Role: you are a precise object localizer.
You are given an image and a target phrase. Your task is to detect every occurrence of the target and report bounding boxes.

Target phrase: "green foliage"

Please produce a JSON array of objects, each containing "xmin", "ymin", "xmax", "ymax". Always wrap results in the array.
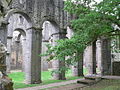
[{"xmin": 40, "ymin": 0, "xmax": 120, "ymax": 71}]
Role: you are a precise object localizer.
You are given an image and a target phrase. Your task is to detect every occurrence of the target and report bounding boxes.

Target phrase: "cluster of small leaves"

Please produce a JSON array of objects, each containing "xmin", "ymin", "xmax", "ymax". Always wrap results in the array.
[
  {"xmin": 96, "ymin": 0, "xmax": 120, "ymax": 27},
  {"xmin": 40, "ymin": 0, "xmax": 120, "ymax": 71}
]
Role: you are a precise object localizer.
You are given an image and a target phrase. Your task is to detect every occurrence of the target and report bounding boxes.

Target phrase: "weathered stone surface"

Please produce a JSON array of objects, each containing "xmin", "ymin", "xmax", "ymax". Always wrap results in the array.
[
  {"xmin": 72, "ymin": 53, "xmax": 84, "ymax": 77},
  {"xmin": 51, "ymin": 31, "xmax": 66, "ymax": 80},
  {"xmin": 0, "ymin": 75, "xmax": 13, "ymax": 90},
  {"xmin": 0, "ymin": 41, "xmax": 13, "ymax": 90},
  {"xmin": 96, "ymin": 39, "xmax": 102, "ymax": 75},
  {"xmin": 112, "ymin": 62, "xmax": 120, "ymax": 76},
  {"xmin": 0, "ymin": 41, "xmax": 7, "ymax": 59},
  {"xmin": 4, "ymin": 0, "xmax": 70, "ymax": 83},
  {"xmin": 0, "ymin": 0, "xmax": 115, "ymax": 85},
  {"xmin": 84, "ymin": 46, "xmax": 94, "ymax": 75},
  {"xmin": 101, "ymin": 38, "xmax": 111, "ymax": 75}
]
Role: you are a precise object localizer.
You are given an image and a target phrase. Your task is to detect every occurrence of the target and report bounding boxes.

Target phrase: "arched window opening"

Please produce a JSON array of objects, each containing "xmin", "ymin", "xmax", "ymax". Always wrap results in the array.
[{"xmin": 10, "ymin": 30, "xmax": 26, "ymax": 71}]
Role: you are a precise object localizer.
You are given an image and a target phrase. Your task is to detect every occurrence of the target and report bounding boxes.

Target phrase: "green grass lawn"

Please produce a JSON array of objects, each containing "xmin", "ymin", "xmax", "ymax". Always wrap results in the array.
[
  {"xmin": 8, "ymin": 67, "xmax": 120, "ymax": 90},
  {"xmin": 8, "ymin": 69, "xmax": 83, "ymax": 89}
]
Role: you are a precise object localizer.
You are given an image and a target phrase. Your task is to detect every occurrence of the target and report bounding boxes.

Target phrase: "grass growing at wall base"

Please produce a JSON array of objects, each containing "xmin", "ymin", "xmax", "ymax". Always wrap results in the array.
[{"xmin": 8, "ymin": 70, "xmax": 83, "ymax": 89}]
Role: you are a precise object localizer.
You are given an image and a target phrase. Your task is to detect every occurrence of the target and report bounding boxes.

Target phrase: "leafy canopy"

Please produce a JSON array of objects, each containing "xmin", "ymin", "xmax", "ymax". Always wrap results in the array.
[{"xmin": 41, "ymin": 0, "xmax": 120, "ymax": 68}]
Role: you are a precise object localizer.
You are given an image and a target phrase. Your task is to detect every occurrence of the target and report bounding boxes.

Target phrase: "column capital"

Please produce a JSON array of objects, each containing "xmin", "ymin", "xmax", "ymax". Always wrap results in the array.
[
  {"xmin": 100, "ymin": 36, "xmax": 109, "ymax": 40},
  {"xmin": 51, "ymin": 32, "xmax": 67, "ymax": 37},
  {"xmin": 15, "ymin": 40, "xmax": 20, "ymax": 43},
  {"xmin": 6, "ymin": 52, "xmax": 10, "ymax": 55},
  {"xmin": 1, "ymin": 21, "xmax": 9, "ymax": 26},
  {"xmin": 96, "ymin": 39, "xmax": 101, "ymax": 44},
  {"xmin": 60, "ymin": 28, "xmax": 67, "ymax": 32},
  {"xmin": 26, "ymin": 27, "xmax": 43, "ymax": 31},
  {"xmin": 7, "ymin": 36, "xmax": 13, "ymax": 39}
]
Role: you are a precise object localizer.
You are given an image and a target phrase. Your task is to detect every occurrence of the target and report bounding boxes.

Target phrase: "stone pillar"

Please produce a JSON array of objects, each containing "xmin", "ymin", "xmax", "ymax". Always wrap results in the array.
[
  {"xmin": 6, "ymin": 36, "xmax": 12, "ymax": 73},
  {"xmin": 84, "ymin": 44, "xmax": 96, "ymax": 75},
  {"xmin": 72, "ymin": 53, "xmax": 84, "ymax": 76},
  {"xmin": 21, "ymin": 38, "xmax": 26, "ymax": 72},
  {"xmin": 92, "ymin": 41, "xmax": 96, "ymax": 74},
  {"xmin": 0, "ymin": 25, "xmax": 7, "ymax": 45},
  {"xmin": 0, "ymin": 42, "xmax": 13, "ymax": 90},
  {"xmin": 0, "ymin": 24, "xmax": 13, "ymax": 90},
  {"xmin": 84, "ymin": 46, "xmax": 92, "ymax": 75},
  {"xmin": 72, "ymin": 65, "xmax": 78, "ymax": 76},
  {"xmin": 25, "ymin": 27, "xmax": 42, "ymax": 84},
  {"xmin": 15, "ymin": 40, "xmax": 20, "ymax": 69},
  {"xmin": 0, "ymin": 23, "xmax": 7, "ymax": 73},
  {"xmin": 96, "ymin": 39, "xmax": 102, "ymax": 75},
  {"xmin": 78, "ymin": 53, "xmax": 84, "ymax": 76},
  {"xmin": 51, "ymin": 31, "xmax": 66, "ymax": 80},
  {"xmin": 101, "ymin": 37, "xmax": 111, "ymax": 75}
]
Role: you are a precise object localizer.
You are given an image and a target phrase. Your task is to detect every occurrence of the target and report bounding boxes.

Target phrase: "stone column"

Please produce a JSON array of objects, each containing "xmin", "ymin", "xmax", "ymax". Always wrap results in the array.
[
  {"xmin": 6, "ymin": 36, "xmax": 12, "ymax": 73},
  {"xmin": 96, "ymin": 39, "xmax": 102, "ymax": 75},
  {"xmin": 0, "ymin": 23, "xmax": 7, "ymax": 74},
  {"xmin": 72, "ymin": 53, "xmax": 84, "ymax": 76},
  {"xmin": 21, "ymin": 38, "xmax": 26, "ymax": 72},
  {"xmin": 0, "ymin": 41, "xmax": 13, "ymax": 90},
  {"xmin": 15, "ymin": 40, "xmax": 20, "ymax": 69},
  {"xmin": 78, "ymin": 53, "xmax": 84, "ymax": 76},
  {"xmin": 25, "ymin": 27, "xmax": 42, "ymax": 84},
  {"xmin": 72, "ymin": 65, "xmax": 78, "ymax": 76},
  {"xmin": 84, "ymin": 43, "xmax": 96, "ymax": 75},
  {"xmin": 101, "ymin": 37, "xmax": 111, "ymax": 75},
  {"xmin": 51, "ymin": 31, "xmax": 66, "ymax": 80},
  {"xmin": 0, "ymin": 24, "xmax": 13, "ymax": 90},
  {"xmin": 84, "ymin": 46, "xmax": 92, "ymax": 75},
  {"xmin": 0, "ymin": 25, "xmax": 7, "ymax": 45},
  {"xmin": 92, "ymin": 41, "xmax": 96, "ymax": 74}
]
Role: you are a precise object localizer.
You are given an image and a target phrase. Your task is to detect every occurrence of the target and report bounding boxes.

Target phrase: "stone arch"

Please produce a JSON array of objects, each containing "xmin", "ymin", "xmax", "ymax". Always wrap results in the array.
[
  {"xmin": 14, "ymin": 28, "xmax": 26, "ymax": 39},
  {"xmin": 40, "ymin": 17, "xmax": 59, "ymax": 29},
  {"xmin": 41, "ymin": 20, "xmax": 66, "ymax": 80},
  {"xmin": 10, "ymin": 29, "xmax": 26, "ymax": 71},
  {"xmin": 6, "ymin": 9, "xmax": 42, "ymax": 84},
  {"xmin": 4, "ymin": 9, "xmax": 33, "ymax": 26},
  {"xmin": 6, "ymin": 13, "xmax": 28, "ymax": 72}
]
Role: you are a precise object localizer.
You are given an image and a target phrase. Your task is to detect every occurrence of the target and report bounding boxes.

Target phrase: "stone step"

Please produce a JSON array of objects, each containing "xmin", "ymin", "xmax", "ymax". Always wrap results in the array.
[
  {"xmin": 77, "ymin": 79, "xmax": 96, "ymax": 85},
  {"xmin": 84, "ymin": 76, "xmax": 96, "ymax": 80},
  {"xmin": 84, "ymin": 76, "xmax": 101, "ymax": 81}
]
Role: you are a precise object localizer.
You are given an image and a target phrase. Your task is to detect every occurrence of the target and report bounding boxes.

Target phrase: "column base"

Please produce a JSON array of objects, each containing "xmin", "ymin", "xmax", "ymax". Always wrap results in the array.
[{"xmin": 0, "ymin": 75, "xmax": 13, "ymax": 90}]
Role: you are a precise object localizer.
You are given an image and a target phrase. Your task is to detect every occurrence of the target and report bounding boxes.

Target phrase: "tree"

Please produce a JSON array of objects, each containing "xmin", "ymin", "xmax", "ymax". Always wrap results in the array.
[{"xmin": 41, "ymin": 0, "xmax": 120, "ymax": 71}]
